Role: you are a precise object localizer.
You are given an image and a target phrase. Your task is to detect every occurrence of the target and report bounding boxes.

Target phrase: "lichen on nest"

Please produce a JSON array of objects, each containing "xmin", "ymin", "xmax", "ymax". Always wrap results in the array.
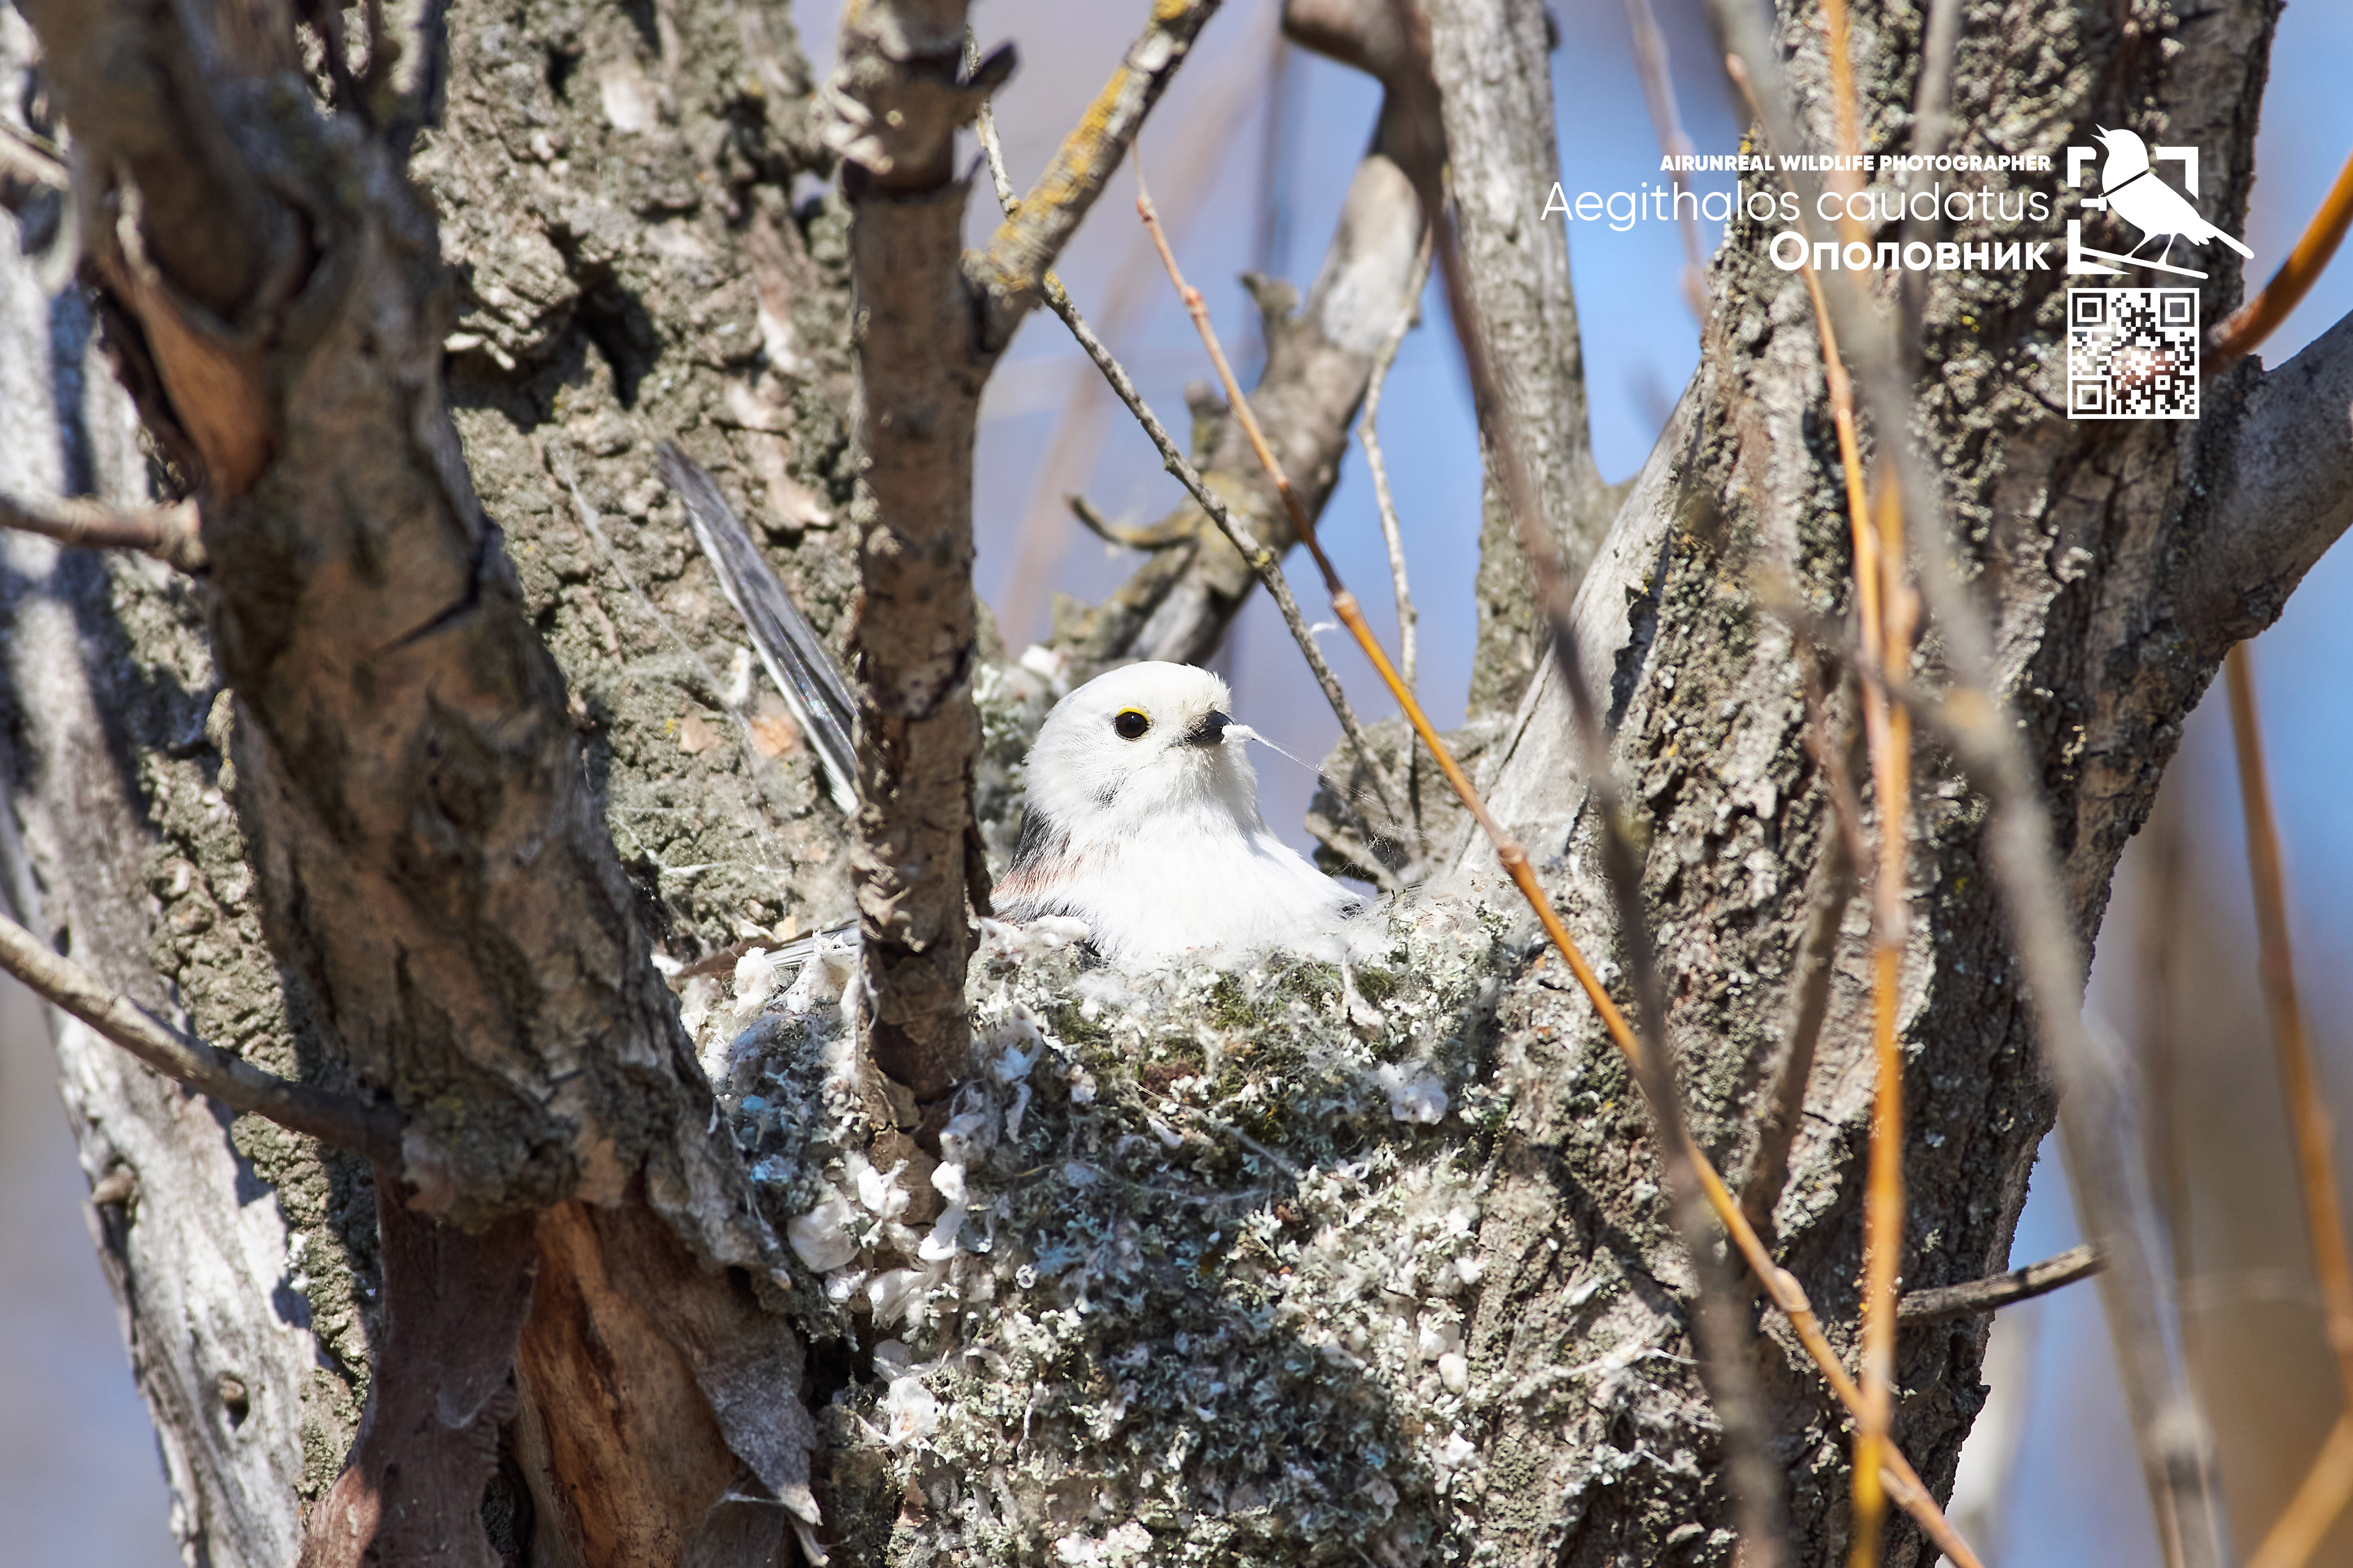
[{"xmin": 683, "ymin": 897, "xmax": 1521, "ymax": 1565}]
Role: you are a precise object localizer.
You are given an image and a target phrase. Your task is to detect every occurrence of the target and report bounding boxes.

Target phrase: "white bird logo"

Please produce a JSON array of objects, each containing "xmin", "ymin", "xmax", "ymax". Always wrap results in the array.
[
  {"xmin": 996, "ymin": 662, "xmax": 1361, "ymax": 965},
  {"xmin": 2088, "ymin": 126, "xmax": 2252, "ymax": 269}
]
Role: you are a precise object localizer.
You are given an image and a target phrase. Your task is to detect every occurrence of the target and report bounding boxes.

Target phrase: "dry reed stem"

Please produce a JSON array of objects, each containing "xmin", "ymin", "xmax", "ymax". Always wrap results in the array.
[
  {"xmin": 1806, "ymin": 13, "xmax": 1918, "ymax": 1556},
  {"xmin": 1856, "ymin": 479, "xmax": 1915, "ymax": 1568},
  {"xmin": 1129, "ymin": 131, "xmax": 1987, "ymax": 1568},
  {"xmin": 1820, "ymin": 0, "xmax": 1864, "ymax": 210},
  {"xmin": 1794, "ymin": 157, "xmax": 1912, "ymax": 1568},
  {"xmin": 2210, "ymin": 146, "xmax": 2353, "ymax": 373},
  {"xmin": 2221, "ymin": 639, "xmax": 2353, "ymax": 1561},
  {"xmin": 2228, "ymin": 644, "xmax": 2353, "ymax": 1560},
  {"xmin": 2249, "ymin": 1412, "xmax": 2353, "ymax": 1568},
  {"xmin": 2227, "ymin": 645, "xmax": 2353, "ymax": 1400}
]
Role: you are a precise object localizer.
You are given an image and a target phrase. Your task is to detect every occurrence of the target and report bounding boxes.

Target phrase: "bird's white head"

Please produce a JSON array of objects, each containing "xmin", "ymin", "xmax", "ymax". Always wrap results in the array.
[
  {"xmin": 2094, "ymin": 126, "xmax": 2151, "ymax": 176},
  {"xmin": 1020, "ymin": 661, "xmax": 1260, "ymax": 845}
]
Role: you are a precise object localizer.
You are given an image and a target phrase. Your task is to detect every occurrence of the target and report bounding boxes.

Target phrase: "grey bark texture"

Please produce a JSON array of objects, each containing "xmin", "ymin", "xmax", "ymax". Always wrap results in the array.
[
  {"xmin": 1419, "ymin": 0, "xmax": 1612, "ymax": 721},
  {"xmin": 1, "ymin": 0, "xmax": 2348, "ymax": 1567}
]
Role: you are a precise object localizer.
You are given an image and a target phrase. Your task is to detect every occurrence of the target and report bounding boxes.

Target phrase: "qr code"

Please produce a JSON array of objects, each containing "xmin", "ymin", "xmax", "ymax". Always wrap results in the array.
[{"xmin": 2068, "ymin": 288, "xmax": 2199, "ymax": 419}]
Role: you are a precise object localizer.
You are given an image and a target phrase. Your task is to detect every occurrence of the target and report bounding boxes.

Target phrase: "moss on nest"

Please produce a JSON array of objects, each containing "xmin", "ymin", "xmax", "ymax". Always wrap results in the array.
[{"xmin": 687, "ymin": 900, "xmax": 1517, "ymax": 1565}]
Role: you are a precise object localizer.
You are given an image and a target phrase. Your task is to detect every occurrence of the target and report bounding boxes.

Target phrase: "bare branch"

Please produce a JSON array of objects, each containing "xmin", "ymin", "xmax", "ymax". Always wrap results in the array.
[
  {"xmin": 967, "ymin": 27, "xmax": 1021, "ymax": 217},
  {"xmin": 2211, "ymin": 147, "xmax": 2353, "ymax": 371},
  {"xmin": 967, "ymin": 0, "xmax": 1222, "ymax": 339},
  {"xmin": 21, "ymin": 0, "xmax": 294, "ymax": 325},
  {"xmin": 833, "ymin": 0, "xmax": 1219, "ymax": 1092},
  {"xmin": 1360, "ymin": 230, "xmax": 1433, "ymax": 694},
  {"xmin": 1897, "ymin": 1243, "xmax": 2106, "ymax": 1325},
  {"xmin": 826, "ymin": 0, "xmax": 997, "ymax": 1098},
  {"xmin": 1069, "ymin": 494, "xmax": 1191, "ymax": 552},
  {"xmin": 0, "ymin": 906, "xmax": 405, "ymax": 1165},
  {"xmin": 2184, "ymin": 310, "xmax": 2353, "ymax": 647},
  {"xmin": 1067, "ymin": 1, "xmax": 1436, "ymax": 669},
  {"xmin": 0, "ymin": 489, "xmax": 206, "ymax": 572},
  {"xmin": 1623, "ymin": 0, "xmax": 1707, "ymax": 315}
]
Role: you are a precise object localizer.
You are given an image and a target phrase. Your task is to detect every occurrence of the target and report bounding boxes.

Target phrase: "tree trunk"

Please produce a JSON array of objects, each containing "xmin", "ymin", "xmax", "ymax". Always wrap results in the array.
[{"xmin": 4, "ymin": 0, "xmax": 2349, "ymax": 1566}]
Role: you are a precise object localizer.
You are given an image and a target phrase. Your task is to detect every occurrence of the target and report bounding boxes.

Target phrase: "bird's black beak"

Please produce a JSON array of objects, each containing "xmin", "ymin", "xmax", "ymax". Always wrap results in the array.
[{"xmin": 1186, "ymin": 710, "xmax": 1232, "ymax": 747}]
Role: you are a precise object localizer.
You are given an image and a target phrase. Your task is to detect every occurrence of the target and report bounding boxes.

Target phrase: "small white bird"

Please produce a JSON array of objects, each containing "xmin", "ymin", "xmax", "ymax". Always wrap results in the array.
[{"xmin": 996, "ymin": 662, "xmax": 1361, "ymax": 966}]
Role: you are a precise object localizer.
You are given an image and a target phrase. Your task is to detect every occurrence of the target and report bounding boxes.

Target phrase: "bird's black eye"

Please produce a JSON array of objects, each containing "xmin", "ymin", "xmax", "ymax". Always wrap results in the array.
[{"xmin": 1113, "ymin": 708, "xmax": 1150, "ymax": 740}]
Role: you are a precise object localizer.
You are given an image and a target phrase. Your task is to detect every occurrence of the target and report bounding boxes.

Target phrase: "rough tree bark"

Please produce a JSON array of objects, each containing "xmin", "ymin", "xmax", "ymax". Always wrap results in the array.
[{"xmin": 2, "ymin": 1, "xmax": 2349, "ymax": 1567}]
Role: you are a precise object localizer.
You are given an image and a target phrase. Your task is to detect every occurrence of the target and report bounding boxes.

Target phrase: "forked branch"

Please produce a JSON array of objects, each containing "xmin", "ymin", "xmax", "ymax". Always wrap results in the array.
[{"xmin": 0, "ymin": 907, "xmax": 404, "ymax": 1165}]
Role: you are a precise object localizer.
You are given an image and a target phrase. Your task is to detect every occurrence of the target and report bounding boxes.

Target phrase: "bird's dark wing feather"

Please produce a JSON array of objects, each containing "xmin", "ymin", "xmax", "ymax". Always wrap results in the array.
[{"xmin": 657, "ymin": 442, "xmax": 859, "ymax": 814}]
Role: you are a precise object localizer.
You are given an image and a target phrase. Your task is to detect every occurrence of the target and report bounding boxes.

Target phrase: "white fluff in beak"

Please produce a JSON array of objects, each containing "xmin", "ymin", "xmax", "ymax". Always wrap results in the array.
[{"xmin": 995, "ymin": 662, "xmax": 1360, "ymax": 965}]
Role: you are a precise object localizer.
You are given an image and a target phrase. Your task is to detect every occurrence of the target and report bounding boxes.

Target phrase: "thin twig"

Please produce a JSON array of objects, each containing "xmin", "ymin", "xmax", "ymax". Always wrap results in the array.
[
  {"xmin": 0, "ymin": 906, "xmax": 405, "ymax": 1165},
  {"xmin": 967, "ymin": 0, "xmax": 1223, "ymax": 319},
  {"xmin": 1134, "ymin": 168, "xmax": 1408, "ymax": 828},
  {"xmin": 1250, "ymin": 31, "xmax": 1293, "ymax": 284},
  {"xmin": 2210, "ymin": 146, "xmax": 2353, "ymax": 372},
  {"xmin": 978, "ymin": 12, "xmax": 1266, "ymax": 648},
  {"xmin": 1068, "ymin": 494, "xmax": 1190, "ymax": 551},
  {"xmin": 1739, "ymin": 430, "xmax": 1868, "ymax": 1241},
  {"xmin": 1361, "ymin": 228, "xmax": 1433, "ymax": 696},
  {"xmin": 2249, "ymin": 1413, "xmax": 2353, "ymax": 1568},
  {"xmin": 967, "ymin": 26, "xmax": 1020, "ymax": 218},
  {"xmin": 2228, "ymin": 645, "xmax": 2353, "ymax": 1402},
  {"xmin": 1898, "ymin": 0, "xmax": 1964, "ymax": 354},
  {"xmin": 0, "ymin": 490, "xmax": 207, "ymax": 573},
  {"xmin": 1041, "ymin": 270, "xmax": 1399, "ymax": 828},
  {"xmin": 1762, "ymin": 17, "xmax": 1916, "ymax": 1557},
  {"xmin": 1897, "ymin": 1242, "xmax": 2105, "ymax": 1324},
  {"xmin": 1623, "ymin": 0, "xmax": 1707, "ymax": 315}
]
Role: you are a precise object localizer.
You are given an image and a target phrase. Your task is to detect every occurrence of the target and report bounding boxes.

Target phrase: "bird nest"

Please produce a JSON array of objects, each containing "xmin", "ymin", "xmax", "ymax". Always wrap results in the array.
[{"xmin": 685, "ymin": 898, "xmax": 1522, "ymax": 1566}]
